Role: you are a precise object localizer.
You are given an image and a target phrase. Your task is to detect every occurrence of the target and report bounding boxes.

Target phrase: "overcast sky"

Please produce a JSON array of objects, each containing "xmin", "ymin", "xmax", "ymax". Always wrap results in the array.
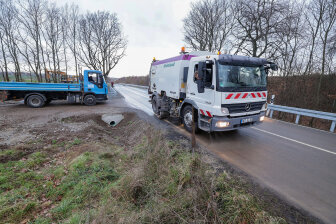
[{"xmin": 57, "ymin": 0, "xmax": 197, "ymax": 78}]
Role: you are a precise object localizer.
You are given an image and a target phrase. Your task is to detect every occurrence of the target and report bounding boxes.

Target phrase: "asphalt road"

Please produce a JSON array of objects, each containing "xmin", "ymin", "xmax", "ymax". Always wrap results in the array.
[{"xmin": 115, "ymin": 84, "xmax": 336, "ymax": 224}]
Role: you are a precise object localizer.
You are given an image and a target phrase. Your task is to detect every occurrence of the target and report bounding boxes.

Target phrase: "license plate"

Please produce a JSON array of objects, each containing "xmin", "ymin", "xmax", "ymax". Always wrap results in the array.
[{"xmin": 241, "ymin": 118, "xmax": 253, "ymax": 124}]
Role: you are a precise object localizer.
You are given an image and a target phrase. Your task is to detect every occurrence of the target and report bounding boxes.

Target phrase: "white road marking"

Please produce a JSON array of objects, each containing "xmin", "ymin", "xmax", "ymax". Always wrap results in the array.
[{"xmin": 252, "ymin": 127, "xmax": 336, "ymax": 155}]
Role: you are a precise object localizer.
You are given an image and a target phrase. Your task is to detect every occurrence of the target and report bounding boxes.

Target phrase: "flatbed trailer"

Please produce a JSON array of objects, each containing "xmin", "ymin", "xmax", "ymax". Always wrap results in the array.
[{"xmin": 0, "ymin": 70, "xmax": 108, "ymax": 108}]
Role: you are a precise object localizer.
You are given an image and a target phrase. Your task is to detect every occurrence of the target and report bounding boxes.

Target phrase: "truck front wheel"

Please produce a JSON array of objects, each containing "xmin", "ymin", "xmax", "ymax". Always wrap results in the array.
[
  {"xmin": 27, "ymin": 95, "xmax": 46, "ymax": 108},
  {"xmin": 182, "ymin": 105, "xmax": 199, "ymax": 133},
  {"xmin": 84, "ymin": 95, "xmax": 96, "ymax": 106}
]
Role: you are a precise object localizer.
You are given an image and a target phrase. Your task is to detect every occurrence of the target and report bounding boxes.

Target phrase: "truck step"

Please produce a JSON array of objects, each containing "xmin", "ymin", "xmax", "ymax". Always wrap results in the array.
[
  {"xmin": 199, "ymin": 117, "xmax": 211, "ymax": 124},
  {"xmin": 199, "ymin": 118, "xmax": 211, "ymax": 132}
]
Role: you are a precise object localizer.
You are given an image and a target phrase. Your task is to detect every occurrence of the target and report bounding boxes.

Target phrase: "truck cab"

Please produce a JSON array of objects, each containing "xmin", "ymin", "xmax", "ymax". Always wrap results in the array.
[
  {"xmin": 83, "ymin": 70, "xmax": 108, "ymax": 100},
  {"xmin": 184, "ymin": 54, "xmax": 275, "ymax": 132},
  {"xmin": 149, "ymin": 51, "xmax": 278, "ymax": 132}
]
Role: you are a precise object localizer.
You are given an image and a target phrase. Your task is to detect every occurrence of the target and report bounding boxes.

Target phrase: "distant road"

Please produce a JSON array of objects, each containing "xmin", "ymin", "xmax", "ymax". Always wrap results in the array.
[{"xmin": 115, "ymin": 84, "xmax": 336, "ymax": 224}]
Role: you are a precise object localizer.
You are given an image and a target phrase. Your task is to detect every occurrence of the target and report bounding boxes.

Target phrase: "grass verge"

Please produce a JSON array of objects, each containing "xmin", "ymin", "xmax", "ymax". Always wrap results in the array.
[{"xmin": 0, "ymin": 114, "xmax": 286, "ymax": 224}]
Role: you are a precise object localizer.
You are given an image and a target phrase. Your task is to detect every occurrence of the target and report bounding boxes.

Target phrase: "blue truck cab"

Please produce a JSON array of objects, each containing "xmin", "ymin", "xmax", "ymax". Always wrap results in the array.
[
  {"xmin": 84, "ymin": 70, "xmax": 108, "ymax": 99},
  {"xmin": 0, "ymin": 70, "xmax": 108, "ymax": 108}
]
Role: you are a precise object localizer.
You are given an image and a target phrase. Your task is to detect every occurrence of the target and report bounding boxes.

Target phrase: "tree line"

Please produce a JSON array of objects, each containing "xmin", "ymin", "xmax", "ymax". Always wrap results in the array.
[
  {"xmin": 183, "ymin": 0, "xmax": 336, "ymax": 107},
  {"xmin": 0, "ymin": 0, "xmax": 127, "ymax": 82}
]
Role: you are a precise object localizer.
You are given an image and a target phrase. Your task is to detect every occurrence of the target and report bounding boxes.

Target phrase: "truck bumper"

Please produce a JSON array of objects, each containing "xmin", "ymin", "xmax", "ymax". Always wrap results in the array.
[
  {"xmin": 96, "ymin": 94, "xmax": 108, "ymax": 101},
  {"xmin": 206, "ymin": 112, "xmax": 266, "ymax": 132}
]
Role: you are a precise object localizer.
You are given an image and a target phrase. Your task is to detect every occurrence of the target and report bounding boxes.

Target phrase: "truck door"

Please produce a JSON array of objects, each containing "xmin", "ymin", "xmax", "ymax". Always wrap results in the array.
[
  {"xmin": 187, "ymin": 61, "xmax": 215, "ymax": 113},
  {"xmin": 85, "ymin": 71, "xmax": 107, "ymax": 95}
]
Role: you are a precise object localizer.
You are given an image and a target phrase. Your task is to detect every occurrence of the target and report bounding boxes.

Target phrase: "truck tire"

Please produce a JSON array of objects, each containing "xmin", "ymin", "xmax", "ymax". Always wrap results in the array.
[
  {"xmin": 182, "ymin": 105, "xmax": 199, "ymax": 133},
  {"xmin": 151, "ymin": 96, "xmax": 159, "ymax": 114},
  {"xmin": 26, "ymin": 95, "xmax": 46, "ymax": 108},
  {"xmin": 84, "ymin": 95, "xmax": 96, "ymax": 106},
  {"xmin": 152, "ymin": 95, "xmax": 168, "ymax": 119}
]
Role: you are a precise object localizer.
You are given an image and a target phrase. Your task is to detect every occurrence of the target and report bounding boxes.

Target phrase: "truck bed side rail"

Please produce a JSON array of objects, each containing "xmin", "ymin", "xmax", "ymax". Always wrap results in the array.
[{"xmin": 0, "ymin": 82, "xmax": 80, "ymax": 92}]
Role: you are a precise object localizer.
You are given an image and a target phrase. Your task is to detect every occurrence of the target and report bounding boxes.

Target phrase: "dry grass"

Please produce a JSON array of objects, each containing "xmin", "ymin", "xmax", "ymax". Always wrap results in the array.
[
  {"xmin": 91, "ymin": 128, "xmax": 286, "ymax": 224},
  {"xmin": 0, "ymin": 114, "xmax": 286, "ymax": 224}
]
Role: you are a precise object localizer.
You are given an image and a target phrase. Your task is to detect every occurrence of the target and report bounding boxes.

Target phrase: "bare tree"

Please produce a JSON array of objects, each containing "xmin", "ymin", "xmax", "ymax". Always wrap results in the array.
[
  {"xmin": 0, "ymin": 0, "xmax": 128, "ymax": 83},
  {"xmin": 183, "ymin": 0, "xmax": 234, "ymax": 52},
  {"xmin": 77, "ymin": 11, "xmax": 127, "ymax": 78},
  {"xmin": 318, "ymin": 0, "xmax": 336, "ymax": 76},
  {"xmin": 0, "ymin": 32, "xmax": 9, "ymax": 81},
  {"xmin": 304, "ymin": 0, "xmax": 336, "ymax": 104},
  {"xmin": 0, "ymin": 0, "xmax": 22, "ymax": 82},
  {"xmin": 304, "ymin": 0, "xmax": 325, "ymax": 75},
  {"xmin": 67, "ymin": 4, "xmax": 80, "ymax": 77},
  {"xmin": 275, "ymin": 1, "xmax": 307, "ymax": 76},
  {"xmin": 43, "ymin": 2, "xmax": 63, "ymax": 82},
  {"xmin": 328, "ymin": 29, "xmax": 336, "ymax": 74},
  {"xmin": 0, "ymin": 0, "xmax": 10, "ymax": 81},
  {"xmin": 232, "ymin": 0, "xmax": 286, "ymax": 58},
  {"xmin": 17, "ymin": 0, "xmax": 47, "ymax": 82},
  {"xmin": 316, "ymin": 0, "xmax": 336, "ymax": 101},
  {"xmin": 61, "ymin": 5, "xmax": 69, "ymax": 77}
]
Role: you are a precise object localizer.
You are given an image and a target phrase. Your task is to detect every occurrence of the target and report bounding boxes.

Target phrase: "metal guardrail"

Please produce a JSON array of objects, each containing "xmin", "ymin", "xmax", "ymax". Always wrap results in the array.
[
  {"xmin": 267, "ymin": 104, "xmax": 336, "ymax": 132},
  {"xmin": 119, "ymin": 83, "xmax": 148, "ymax": 90}
]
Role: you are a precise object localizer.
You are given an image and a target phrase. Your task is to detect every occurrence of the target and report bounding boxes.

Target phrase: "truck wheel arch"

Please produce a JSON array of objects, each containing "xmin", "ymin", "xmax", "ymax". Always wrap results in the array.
[
  {"xmin": 24, "ymin": 93, "xmax": 47, "ymax": 105},
  {"xmin": 25, "ymin": 94, "xmax": 47, "ymax": 108},
  {"xmin": 84, "ymin": 92, "xmax": 96, "ymax": 97},
  {"xmin": 179, "ymin": 99, "xmax": 198, "ymax": 117},
  {"xmin": 83, "ymin": 94, "xmax": 97, "ymax": 106},
  {"xmin": 181, "ymin": 104, "xmax": 200, "ymax": 133}
]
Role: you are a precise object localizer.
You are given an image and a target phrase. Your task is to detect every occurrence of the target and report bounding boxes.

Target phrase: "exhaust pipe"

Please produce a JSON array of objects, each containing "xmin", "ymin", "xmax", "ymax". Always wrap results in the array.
[{"xmin": 102, "ymin": 114, "xmax": 124, "ymax": 127}]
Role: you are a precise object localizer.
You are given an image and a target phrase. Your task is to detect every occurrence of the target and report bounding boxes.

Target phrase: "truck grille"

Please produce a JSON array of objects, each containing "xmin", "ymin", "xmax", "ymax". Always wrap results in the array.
[{"xmin": 222, "ymin": 101, "xmax": 265, "ymax": 114}]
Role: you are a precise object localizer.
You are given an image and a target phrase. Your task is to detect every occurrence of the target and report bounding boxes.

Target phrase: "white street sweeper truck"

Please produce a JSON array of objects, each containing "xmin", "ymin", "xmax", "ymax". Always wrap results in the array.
[{"xmin": 148, "ymin": 48, "xmax": 278, "ymax": 132}]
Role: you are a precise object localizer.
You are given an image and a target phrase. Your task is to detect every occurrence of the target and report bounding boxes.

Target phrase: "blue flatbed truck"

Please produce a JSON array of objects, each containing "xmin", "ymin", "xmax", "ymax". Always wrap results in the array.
[{"xmin": 0, "ymin": 70, "xmax": 108, "ymax": 108}]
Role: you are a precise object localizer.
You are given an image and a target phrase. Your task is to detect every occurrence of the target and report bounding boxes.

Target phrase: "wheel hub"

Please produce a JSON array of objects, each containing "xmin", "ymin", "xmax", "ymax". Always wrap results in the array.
[
  {"xmin": 31, "ymin": 98, "xmax": 40, "ymax": 106},
  {"xmin": 184, "ymin": 111, "xmax": 193, "ymax": 128}
]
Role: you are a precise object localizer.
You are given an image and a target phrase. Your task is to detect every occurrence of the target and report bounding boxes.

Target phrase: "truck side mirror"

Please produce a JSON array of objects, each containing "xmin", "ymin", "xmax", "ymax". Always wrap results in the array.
[
  {"xmin": 197, "ymin": 79, "xmax": 205, "ymax": 93},
  {"xmin": 203, "ymin": 60, "xmax": 214, "ymax": 88},
  {"xmin": 197, "ymin": 62, "xmax": 205, "ymax": 93},
  {"xmin": 270, "ymin": 63, "xmax": 278, "ymax": 71}
]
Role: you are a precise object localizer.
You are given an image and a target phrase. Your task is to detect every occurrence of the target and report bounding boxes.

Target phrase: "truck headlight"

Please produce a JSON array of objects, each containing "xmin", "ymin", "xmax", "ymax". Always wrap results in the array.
[
  {"xmin": 221, "ymin": 107, "xmax": 229, "ymax": 115},
  {"xmin": 261, "ymin": 103, "xmax": 267, "ymax": 111},
  {"xmin": 215, "ymin": 121, "xmax": 230, "ymax": 128},
  {"xmin": 260, "ymin": 116, "xmax": 265, "ymax": 121}
]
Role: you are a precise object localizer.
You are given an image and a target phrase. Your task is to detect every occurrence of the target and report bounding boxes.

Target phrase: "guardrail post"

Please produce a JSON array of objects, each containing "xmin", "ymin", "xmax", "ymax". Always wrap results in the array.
[
  {"xmin": 270, "ymin": 95, "xmax": 275, "ymax": 104},
  {"xmin": 330, "ymin": 121, "xmax": 336, "ymax": 132},
  {"xmin": 269, "ymin": 110, "xmax": 274, "ymax": 118},
  {"xmin": 295, "ymin": 115, "xmax": 300, "ymax": 124}
]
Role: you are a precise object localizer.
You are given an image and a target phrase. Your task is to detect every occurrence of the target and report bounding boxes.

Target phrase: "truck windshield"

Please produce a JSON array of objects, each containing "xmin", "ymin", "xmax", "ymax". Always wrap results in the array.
[{"xmin": 216, "ymin": 63, "xmax": 267, "ymax": 92}]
